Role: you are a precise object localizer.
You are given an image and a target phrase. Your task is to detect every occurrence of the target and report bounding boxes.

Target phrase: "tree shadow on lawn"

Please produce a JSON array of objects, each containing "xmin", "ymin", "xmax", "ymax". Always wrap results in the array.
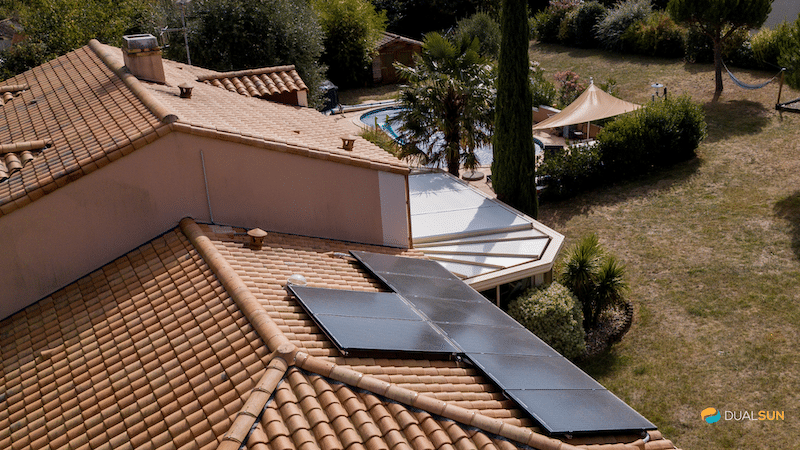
[
  {"xmin": 539, "ymin": 158, "xmax": 701, "ymax": 229},
  {"xmin": 774, "ymin": 191, "xmax": 800, "ymax": 260},
  {"xmin": 702, "ymin": 99, "xmax": 772, "ymax": 143},
  {"xmin": 577, "ymin": 347, "xmax": 625, "ymax": 378}
]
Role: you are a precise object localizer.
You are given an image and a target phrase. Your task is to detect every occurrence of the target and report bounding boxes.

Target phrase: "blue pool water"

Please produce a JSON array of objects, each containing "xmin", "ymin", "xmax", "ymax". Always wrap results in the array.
[{"xmin": 361, "ymin": 106, "xmax": 543, "ymax": 167}]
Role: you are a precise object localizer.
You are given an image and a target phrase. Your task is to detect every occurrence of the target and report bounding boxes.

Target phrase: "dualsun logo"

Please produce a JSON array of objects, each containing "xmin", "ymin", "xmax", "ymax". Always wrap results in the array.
[
  {"xmin": 702, "ymin": 407, "xmax": 721, "ymax": 424},
  {"xmin": 702, "ymin": 407, "xmax": 785, "ymax": 423}
]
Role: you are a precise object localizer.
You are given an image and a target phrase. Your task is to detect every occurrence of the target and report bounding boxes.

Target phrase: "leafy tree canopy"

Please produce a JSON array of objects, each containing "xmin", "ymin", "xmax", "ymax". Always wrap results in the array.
[
  {"xmin": 451, "ymin": 11, "xmax": 502, "ymax": 60},
  {"xmin": 667, "ymin": 0, "xmax": 772, "ymax": 95},
  {"xmin": 372, "ymin": 0, "xmax": 500, "ymax": 39},
  {"xmin": 184, "ymin": 0, "xmax": 325, "ymax": 103},
  {"xmin": 779, "ymin": 14, "xmax": 800, "ymax": 90},
  {"xmin": 312, "ymin": 0, "xmax": 386, "ymax": 89},
  {"xmin": 1, "ymin": 0, "xmax": 154, "ymax": 79}
]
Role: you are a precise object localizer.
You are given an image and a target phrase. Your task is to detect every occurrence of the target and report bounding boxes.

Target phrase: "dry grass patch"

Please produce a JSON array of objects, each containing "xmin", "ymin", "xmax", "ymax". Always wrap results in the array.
[{"xmin": 532, "ymin": 42, "xmax": 800, "ymax": 449}]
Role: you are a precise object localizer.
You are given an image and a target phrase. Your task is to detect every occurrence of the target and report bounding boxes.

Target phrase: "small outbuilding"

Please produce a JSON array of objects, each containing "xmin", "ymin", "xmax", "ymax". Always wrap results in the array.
[{"xmin": 372, "ymin": 31, "xmax": 423, "ymax": 84}]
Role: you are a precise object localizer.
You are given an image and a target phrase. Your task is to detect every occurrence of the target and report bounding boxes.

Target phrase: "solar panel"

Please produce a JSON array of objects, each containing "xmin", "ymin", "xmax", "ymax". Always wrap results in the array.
[
  {"xmin": 436, "ymin": 323, "xmax": 559, "ymax": 356},
  {"xmin": 351, "ymin": 250, "xmax": 461, "ymax": 280},
  {"xmin": 287, "ymin": 285, "xmax": 459, "ymax": 356},
  {"xmin": 409, "ymin": 296, "xmax": 521, "ymax": 328},
  {"xmin": 467, "ymin": 353, "xmax": 604, "ymax": 390},
  {"xmin": 287, "ymin": 286, "xmax": 419, "ymax": 320},
  {"xmin": 504, "ymin": 389, "xmax": 657, "ymax": 434},
  {"xmin": 350, "ymin": 251, "xmax": 657, "ymax": 435},
  {"xmin": 313, "ymin": 314, "xmax": 459, "ymax": 355}
]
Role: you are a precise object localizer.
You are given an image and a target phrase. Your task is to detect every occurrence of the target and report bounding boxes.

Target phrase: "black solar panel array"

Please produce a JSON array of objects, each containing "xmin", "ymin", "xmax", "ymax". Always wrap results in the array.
[{"xmin": 288, "ymin": 251, "xmax": 656, "ymax": 435}]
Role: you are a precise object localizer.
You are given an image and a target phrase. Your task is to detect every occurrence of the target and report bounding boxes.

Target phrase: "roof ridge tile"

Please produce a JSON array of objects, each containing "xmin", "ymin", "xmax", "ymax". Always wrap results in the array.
[{"xmin": 88, "ymin": 40, "xmax": 177, "ymax": 125}]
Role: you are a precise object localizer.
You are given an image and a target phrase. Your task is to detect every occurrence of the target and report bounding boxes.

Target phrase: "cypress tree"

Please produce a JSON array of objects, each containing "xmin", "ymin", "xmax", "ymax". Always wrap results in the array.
[{"xmin": 492, "ymin": 0, "xmax": 537, "ymax": 218}]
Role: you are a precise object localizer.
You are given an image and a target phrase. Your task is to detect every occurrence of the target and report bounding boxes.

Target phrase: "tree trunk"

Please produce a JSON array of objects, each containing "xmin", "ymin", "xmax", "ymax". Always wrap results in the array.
[
  {"xmin": 713, "ymin": 35, "xmax": 724, "ymax": 97},
  {"xmin": 447, "ymin": 145, "xmax": 460, "ymax": 177}
]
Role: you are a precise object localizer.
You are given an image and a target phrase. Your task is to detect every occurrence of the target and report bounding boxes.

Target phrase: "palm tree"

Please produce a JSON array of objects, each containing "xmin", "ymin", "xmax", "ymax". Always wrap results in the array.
[
  {"xmin": 559, "ymin": 233, "xmax": 628, "ymax": 328},
  {"xmin": 393, "ymin": 33, "xmax": 494, "ymax": 176}
]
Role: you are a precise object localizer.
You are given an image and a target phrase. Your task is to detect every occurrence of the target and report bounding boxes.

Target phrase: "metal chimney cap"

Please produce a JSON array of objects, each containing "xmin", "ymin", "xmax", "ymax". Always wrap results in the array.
[
  {"xmin": 179, "ymin": 83, "xmax": 194, "ymax": 99},
  {"xmin": 122, "ymin": 34, "xmax": 159, "ymax": 51}
]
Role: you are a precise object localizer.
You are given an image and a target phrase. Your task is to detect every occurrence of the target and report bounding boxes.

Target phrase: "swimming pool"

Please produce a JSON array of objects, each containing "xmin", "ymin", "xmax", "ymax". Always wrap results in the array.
[{"xmin": 360, "ymin": 106, "xmax": 543, "ymax": 167}]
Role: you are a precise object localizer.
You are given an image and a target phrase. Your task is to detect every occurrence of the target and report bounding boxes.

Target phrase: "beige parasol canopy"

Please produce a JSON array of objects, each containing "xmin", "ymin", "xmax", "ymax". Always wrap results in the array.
[{"xmin": 533, "ymin": 81, "xmax": 641, "ymax": 130}]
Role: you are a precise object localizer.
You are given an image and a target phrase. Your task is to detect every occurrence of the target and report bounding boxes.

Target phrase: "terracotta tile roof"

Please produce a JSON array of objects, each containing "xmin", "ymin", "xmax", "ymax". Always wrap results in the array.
[
  {"xmin": 0, "ymin": 220, "xmax": 679, "ymax": 450},
  {"xmin": 0, "ymin": 140, "xmax": 51, "ymax": 182},
  {"xmin": 0, "ymin": 43, "xmax": 167, "ymax": 216},
  {"xmin": 0, "ymin": 41, "xmax": 406, "ymax": 217},
  {"xmin": 198, "ymin": 66, "xmax": 308, "ymax": 98},
  {"xmin": 0, "ymin": 84, "xmax": 27, "ymax": 105}
]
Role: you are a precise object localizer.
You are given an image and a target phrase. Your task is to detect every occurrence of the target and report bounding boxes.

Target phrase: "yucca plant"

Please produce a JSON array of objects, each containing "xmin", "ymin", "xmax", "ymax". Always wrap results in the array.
[{"xmin": 559, "ymin": 234, "xmax": 628, "ymax": 328}]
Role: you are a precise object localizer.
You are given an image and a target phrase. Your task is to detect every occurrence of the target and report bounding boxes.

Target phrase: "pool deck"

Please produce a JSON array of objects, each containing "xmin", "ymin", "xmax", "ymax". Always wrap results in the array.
[{"xmin": 333, "ymin": 106, "xmax": 565, "ymax": 200}]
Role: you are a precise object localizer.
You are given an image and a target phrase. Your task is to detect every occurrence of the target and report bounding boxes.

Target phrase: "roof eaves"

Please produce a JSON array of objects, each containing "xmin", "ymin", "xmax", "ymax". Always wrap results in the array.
[
  {"xmin": 171, "ymin": 122, "xmax": 410, "ymax": 175},
  {"xmin": 293, "ymin": 352, "xmax": 582, "ymax": 450}
]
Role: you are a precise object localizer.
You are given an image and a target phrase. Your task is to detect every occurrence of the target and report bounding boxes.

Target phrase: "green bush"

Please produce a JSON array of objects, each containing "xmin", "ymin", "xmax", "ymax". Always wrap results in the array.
[
  {"xmin": 752, "ymin": 22, "xmax": 793, "ymax": 69},
  {"xmin": 621, "ymin": 10, "xmax": 685, "ymax": 58},
  {"xmin": 780, "ymin": 15, "xmax": 800, "ymax": 90},
  {"xmin": 594, "ymin": 0, "xmax": 652, "ymax": 52},
  {"xmin": 558, "ymin": 1, "xmax": 606, "ymax": 48},
  {"xmin": 538, "ymin": 143, "xmax": 603, "ymax": 200},
  {"xmin": 508, "ymin": 282, "xmax": 585, "ymax": 359},
  {"xmin": 313, "ymin": 0, "xmax": 387, "ymax": 89},
  {"xmin": 596, "ymin": 95, "xmax": 706, "ymax": 178},
  {"xmin": 452, "ymin": 12, "xmax": 502, "ymax": 60},
  {"xmin": 531, "ymin": 6, "xmax": 570, "ymax": 43},
  {"xmin": 530, "ymin": 61, "xmax": 558, "ymax": 107}
]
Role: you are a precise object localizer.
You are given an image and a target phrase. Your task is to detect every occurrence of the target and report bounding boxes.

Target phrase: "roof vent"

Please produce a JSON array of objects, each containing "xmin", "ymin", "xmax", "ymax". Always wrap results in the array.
[
  {"xmin": 247, "ymin": 228, "xmax": 267, "ymax": 250},
  {"xmin": 179, "ymin": 82, "xmax": 193, "ymax": 99},
  {"xmin": 122, "ymin": 34, "xmax": 166, "ymax": 84},
  {"xmin": 340, "ymin": 135, "xmax": 356, "ymax": 151}
]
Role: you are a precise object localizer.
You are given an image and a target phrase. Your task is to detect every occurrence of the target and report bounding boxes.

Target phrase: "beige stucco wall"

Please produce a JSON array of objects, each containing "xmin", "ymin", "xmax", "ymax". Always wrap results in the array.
[{"xmin": 0, "ymin": 131, "xmax": 410, "ymax": 319}]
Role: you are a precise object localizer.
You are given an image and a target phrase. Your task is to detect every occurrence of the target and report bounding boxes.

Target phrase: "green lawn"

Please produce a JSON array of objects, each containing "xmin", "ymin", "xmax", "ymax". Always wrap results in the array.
[{"xmin": 530, "ymin": 43, "xmax": 800, "ymax": 449}]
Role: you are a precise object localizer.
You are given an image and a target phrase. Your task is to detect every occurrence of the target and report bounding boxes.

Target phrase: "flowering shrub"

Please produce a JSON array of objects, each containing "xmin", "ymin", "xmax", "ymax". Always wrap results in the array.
[{"xmin": 554, "ymin": 70, "xmax": 585, "ymax": 108}]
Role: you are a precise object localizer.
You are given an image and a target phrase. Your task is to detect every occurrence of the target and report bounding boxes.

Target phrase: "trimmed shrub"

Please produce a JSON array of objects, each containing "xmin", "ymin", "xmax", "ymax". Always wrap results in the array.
[
  {"xmin": 594, "ymin": 0, "xmax": 652, "ymax": 52},
  {"xmin": 558, "ymin": 1, "xmax": 607, "ymax": 48},
  {"xmin": 621, "ymin": 10, "xmax": 685, "ymax": 58},
  {"xmin": 596, "ymin": 95, "xmax": 706, "ymax": 178},
  {"xmin": 508, "ymin": 282, "xmax": 585, "ymax": 359},
  {"xmin": 538, "ymin": 143, "xmax": 603, "ymax": 200}
]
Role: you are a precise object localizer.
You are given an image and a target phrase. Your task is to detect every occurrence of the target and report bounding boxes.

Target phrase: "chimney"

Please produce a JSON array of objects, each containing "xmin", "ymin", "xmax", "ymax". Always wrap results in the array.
[{"xmin": 122, "ymin": 34, "xmax": 166, "ymax": 84}]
